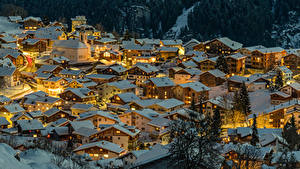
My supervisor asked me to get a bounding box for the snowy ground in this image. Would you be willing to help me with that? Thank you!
[249,89,272,113]
[0,84,32,99]
[209,84,228,99]
[0,16,22,34]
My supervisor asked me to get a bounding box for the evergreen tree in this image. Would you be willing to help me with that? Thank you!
[275,71,284,90]
[240,82,251,117]
[190,97,196,111]
[210,107,222,142]
[282,114,299,150]
[215,55,229,74]
[250,114,259,146]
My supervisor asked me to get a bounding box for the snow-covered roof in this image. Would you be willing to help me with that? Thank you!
[115,92,140,103]
[156,98,184,109]
[191,55,207,63]
[43,107,67,117]
[70,120,94,131]
[72,127,100,137]
[23,16,42,22]
[71,103,94,110]
[36,64,60,74]
[53,127,69,136]
[100,124,140,137]
[271,151,300,164]
[255,47,285,54]
[3,104,25,113]
[97,38,117,44]
[86,73,116,80]
[47,118,69,127]
[157,46,179,52]
[22,38,40,45]
[109,65,127,73]
[133,109,160,120]
[161,39,183,46]
[52,56,70,63]
[226,53,247,60]
[132,63,159,74]
[16,119,44,131]
[243,45,266,51]
[180,60,197,68]
[259,133,287,147]
[287,82,300,91]
[148,117,170,128]
[270,91,290,98]
[214,37,243,50]
[0,117,10,126]
[130,99,162,108]
[73,140,125,154]
[63,87,93,99]
[60,69,83,76]
[107,80,136,90]
[178,81,210,92]
[79,110,120,122]
[0,95,11,103]
[148,77,174,87]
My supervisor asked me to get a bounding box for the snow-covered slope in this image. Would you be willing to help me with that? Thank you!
[164,3,198,39]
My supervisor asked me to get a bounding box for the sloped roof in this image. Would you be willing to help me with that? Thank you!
[215,37,243,50]
[116,92,140,103]
[70,120,94,131]
[148,77,174,87]
[3,104,25,113]
[16,119,44,131]
[255,47,285,54]
[53,40,88,49]
[206,69,226,77]
[71,103,94,110]
[156,98,184,109]
[178,81,210,92]
[73,140,125,154]
[107,80,136,90]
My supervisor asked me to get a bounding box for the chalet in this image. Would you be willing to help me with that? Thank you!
[59,69,84,79]
[250,47,287,71]
[95,38,117,45]
[128,99,162,111]
[280,82,300,99]
[144,77,175,99]
[173,68,202,84]
[99,80,137,103]
[0,117,10,129]
[157,47,179,60]
[23,16,43,30]
[135,38,160,47]
[23,94,63,112]
[148,98,184,113]
[168,67,183,79]
[0,95,11,106]
[0,58,21,87]
[271,151,300,168]
[0,49,25,68]
[73,140,126,160]
[173,81,210,105]
[161,108,196,121]
[160,39,184,55]
[0,103,25,120]
[226,53,247,75]
[98,124,140,150]
[48,56,70,67]
[71,16,87,32]
[127,63,158,86]
[21,39,47,53]
[199,69,226,87]
[98,50,122,62]
[72,126,101,144]
[70,103,98,116]
[110,92,140,105]
[39,76,68,97]
[86,74,117,84]
[122,43,155,67]
[35,65,63,77]
[283,49,300,74]
[50,127,70,141]
[270,92,292,105]
[43,108,74,123]
[98,64,127,78]
[197,57,218,71]
[203,37,243,55]
[238,45,266,67]
[178,60,198,69]
[10,112,33,126]
[59,87,97,104]
[277,66,293,84]
[0,36,17,44]
[183,39,200,52]
[77,110,120,127]
[8,16,22,23]
[16,119,44,137]
[227,74,269,92]
[147,117,170,144]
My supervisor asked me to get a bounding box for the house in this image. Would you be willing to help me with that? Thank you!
[48,56,70,67]
[197,57,218,71]
[147,117,170,144]
[127,63,158,86]
[8,16,22,23]
[51,39,90,63]
[70,103,98,116]
[0,95,11,106]
[0,58,21,87]
[59,87,97,104]
[178,60,198,69]
[277,66,293,84]
[98,49,122,62]
[199,69,226,87]
[0,103,25,119]
[78,111,120,127]
[173,68,202,84]
[110,92,140,105]
[71,16,87,32]
[122,43,155,67]
[98,64,127,79]
[43,107,74,123]
[160,40,184,55]
[16,119,44,137]
[0,49,25,68]
[250,47,287,71]
[173,81,210,105]
[73,140,126,160]
[270,92,292,105]
[157,47,179,60]
[98,124,140,150]
[283,49,300,74]
[168,67,183,79]
[161,108,196,121]
[227,74,269,92]
[38,76,68,97]
[203,37,243,55]
[21,39,47,53]
[144,77,175,99]
[128,99,162,111]
[183,39,201,52]
[280,82,300,99]
[59,69,84,79]
[119,109,160,131]
[72,126,101,144]
[148,98,184,113]
[23,16,43,30]
[271,151,300,168]
[35,65,63,78]
[226,53,247,75]
[238,45,266,67]
[0,117,10,129]
[99,80,137,103]
[86,74,117,84]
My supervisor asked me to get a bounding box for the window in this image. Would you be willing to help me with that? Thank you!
[118,137,120,140]
[116,130,120,134]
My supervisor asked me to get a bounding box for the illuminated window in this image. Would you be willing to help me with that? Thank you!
[61,114,65,118]
[104,154,109,158]
[116,130,120,134]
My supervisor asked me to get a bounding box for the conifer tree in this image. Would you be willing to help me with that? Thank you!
[215,55,229,74]
[275,71,284,90]
[210,107,222,142]
[240,82,251,117]
[282,114,299,150]
[250,114,259,146]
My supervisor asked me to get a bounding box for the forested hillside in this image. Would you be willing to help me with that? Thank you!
[0,0,299,47]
